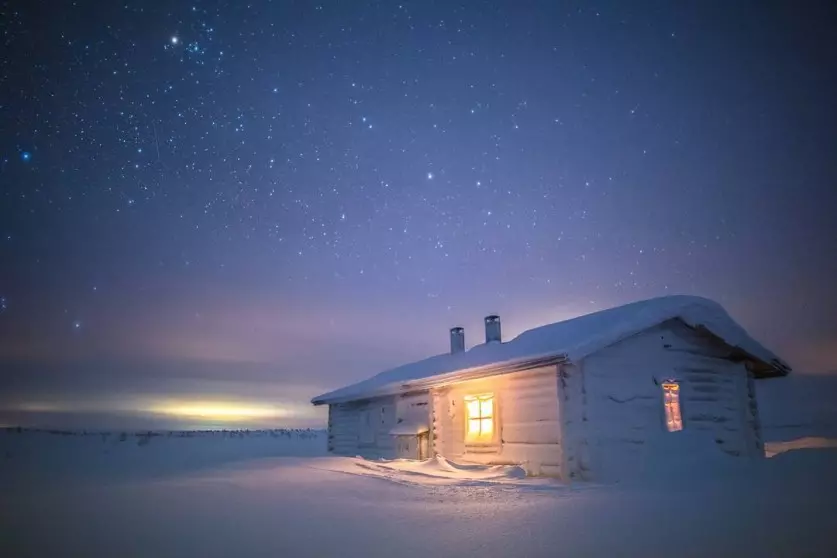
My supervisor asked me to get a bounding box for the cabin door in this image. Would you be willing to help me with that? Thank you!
[418,432,429,460]
[395,435,419,459]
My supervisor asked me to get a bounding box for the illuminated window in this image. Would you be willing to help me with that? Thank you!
[464,394,494,442]
[662,381,683,432]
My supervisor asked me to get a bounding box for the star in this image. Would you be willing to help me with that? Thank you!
[20,151,31,162]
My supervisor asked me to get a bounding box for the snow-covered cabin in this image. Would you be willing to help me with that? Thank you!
[311,296,791,481]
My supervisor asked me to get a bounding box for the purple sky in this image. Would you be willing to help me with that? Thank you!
[1,1,836,429]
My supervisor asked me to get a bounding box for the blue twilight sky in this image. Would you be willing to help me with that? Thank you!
[1,0,836,430]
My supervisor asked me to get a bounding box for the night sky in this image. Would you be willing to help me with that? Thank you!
[1,1,836,430]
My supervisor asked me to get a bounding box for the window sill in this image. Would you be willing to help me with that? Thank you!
[465,442,500,454]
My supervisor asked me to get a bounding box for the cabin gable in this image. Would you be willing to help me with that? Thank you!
[576,320,763,480]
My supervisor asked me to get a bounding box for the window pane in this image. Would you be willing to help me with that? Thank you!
[480,398,493,418]
[466,399,480,418]
[468,418,481,435]
[480,418,493,436]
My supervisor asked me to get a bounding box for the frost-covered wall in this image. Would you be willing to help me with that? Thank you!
[579,319,762,481]
[431,366,562,477]
[557,362,590,480]
[327,396,398,459]
[327,403,357,455]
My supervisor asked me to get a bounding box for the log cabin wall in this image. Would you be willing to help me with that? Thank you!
[579,319,761,480]
[431,365,563,477]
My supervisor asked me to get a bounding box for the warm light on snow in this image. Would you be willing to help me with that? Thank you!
[465,393,494,440]
[316,455,528,484]
[765,436,837,458]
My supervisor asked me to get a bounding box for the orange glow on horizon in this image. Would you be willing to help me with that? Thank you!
[2,394,325,429]
[148,400,290,421]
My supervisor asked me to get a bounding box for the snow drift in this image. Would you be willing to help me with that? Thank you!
[313,454,532,486]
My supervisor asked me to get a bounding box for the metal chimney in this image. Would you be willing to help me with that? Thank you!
[450,327,465,354]
[484,315,501,343]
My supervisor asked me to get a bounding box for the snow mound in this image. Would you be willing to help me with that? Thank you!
[378,455,527,479]
[765,436,837,458]
[594,430,766,485]
[313,455,540,487]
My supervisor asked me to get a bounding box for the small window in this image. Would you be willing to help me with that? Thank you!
[464,393,495,442]
[662,381,683,432]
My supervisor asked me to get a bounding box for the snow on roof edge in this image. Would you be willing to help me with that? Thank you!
[311,295,790,406]
[312,352,568,406]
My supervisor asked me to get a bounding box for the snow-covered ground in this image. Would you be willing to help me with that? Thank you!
[2,376,837,558]
[0,428,325,482]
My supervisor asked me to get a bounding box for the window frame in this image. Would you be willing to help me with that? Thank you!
[463,393,497,445]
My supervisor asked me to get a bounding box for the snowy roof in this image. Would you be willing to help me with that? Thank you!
[312,295,791,406]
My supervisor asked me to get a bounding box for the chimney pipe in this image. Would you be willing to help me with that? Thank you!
[484,315,501,343]
[450,327,465,354]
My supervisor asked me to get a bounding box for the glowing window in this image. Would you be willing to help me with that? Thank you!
[464,394,494,442]
[662,381,683,432]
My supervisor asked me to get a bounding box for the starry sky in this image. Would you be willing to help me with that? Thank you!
[1,0,836,430]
